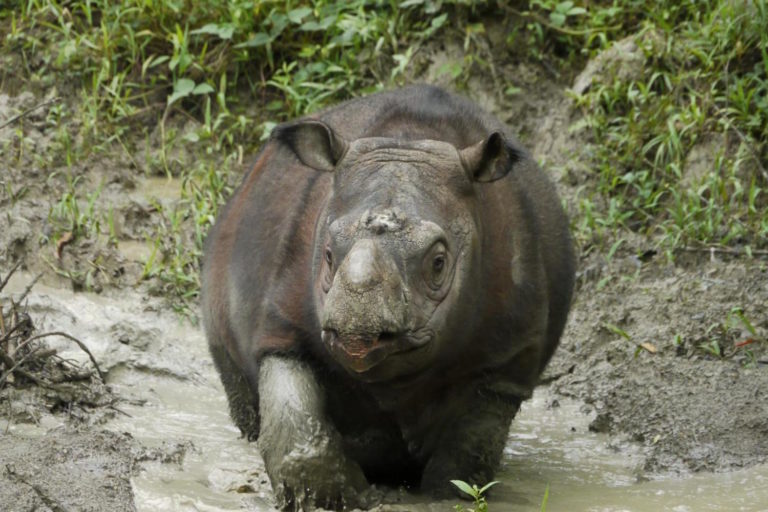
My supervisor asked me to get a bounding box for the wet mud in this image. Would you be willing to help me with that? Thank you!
[550,257,768,474]
[3,275,767,512]
[0,429,137,512]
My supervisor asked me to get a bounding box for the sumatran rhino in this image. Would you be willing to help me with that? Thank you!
[202,85,575,510]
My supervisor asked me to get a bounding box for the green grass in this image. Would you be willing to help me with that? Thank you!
[2,0,767,308]
[47,173,102,241]
[560,1,768,253]
[139,157,237,309]
[6,0,474,152]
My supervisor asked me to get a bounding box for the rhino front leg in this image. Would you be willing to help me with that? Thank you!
[258,355,368,511]
[420,390,520,497]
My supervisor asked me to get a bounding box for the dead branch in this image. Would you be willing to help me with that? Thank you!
[14,331,105,381]
[0,261,23,295]
[0,315,32,345]
[0,345,43,386]
[14,272,42,306]
[0,97,61,130]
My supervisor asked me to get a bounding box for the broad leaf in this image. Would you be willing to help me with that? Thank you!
[168,78,195,105]
[450,480,476,498]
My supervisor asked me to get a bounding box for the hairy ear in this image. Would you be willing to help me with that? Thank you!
[459,132,524,183]
[272,120,347,172]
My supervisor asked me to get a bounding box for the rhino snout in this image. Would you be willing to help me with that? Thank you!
[321,239,413,372]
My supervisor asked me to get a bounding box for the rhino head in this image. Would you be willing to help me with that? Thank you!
[274,120,521,382]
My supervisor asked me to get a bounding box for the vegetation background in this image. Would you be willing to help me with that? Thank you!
[2,0,765,310]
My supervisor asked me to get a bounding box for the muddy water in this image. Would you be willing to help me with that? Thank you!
[5,275,768,512]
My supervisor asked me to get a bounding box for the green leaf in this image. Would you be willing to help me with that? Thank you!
[142,55,169,76]
[423,12,447,37]
[603,322,631,340]
[478,481,500,494]
[183,131,200,143]
[300,20,322,31]
[540,483,550,512]
[319,15,336,30]
[298,44,318,58]
[549,12,566,27]
[299,15,339,31]
[168,78,195,105]
[450,480,476,498]
[269,13,288,38]
[731,307,757,336]
[234,32,272,48]
[288,7,313,24]
[437,61,463,79]
[190,23,235,40]
[555,1,574,13]
[259,121,277,141]
[192,83,215,95]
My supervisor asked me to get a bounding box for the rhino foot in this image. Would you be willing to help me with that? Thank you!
[273,448,369,511]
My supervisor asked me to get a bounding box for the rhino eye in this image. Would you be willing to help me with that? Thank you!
[322,246,334,293]
[423,242,449,291]
[432,255,445,273]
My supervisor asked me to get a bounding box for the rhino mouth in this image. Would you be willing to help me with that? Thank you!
[321,329,433,374]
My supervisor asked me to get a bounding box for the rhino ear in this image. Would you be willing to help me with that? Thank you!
[459,132,523,183]
[272,119,347,172]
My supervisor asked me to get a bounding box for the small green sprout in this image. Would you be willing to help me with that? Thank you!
[451,480,498,512]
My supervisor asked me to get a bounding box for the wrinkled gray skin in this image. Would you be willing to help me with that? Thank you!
[201,85,575,511]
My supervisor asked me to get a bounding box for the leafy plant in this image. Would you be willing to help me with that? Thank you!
[451,480,498,512]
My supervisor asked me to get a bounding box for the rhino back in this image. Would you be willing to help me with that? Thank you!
[316,84,504,146]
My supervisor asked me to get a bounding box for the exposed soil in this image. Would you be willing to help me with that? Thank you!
[549,255,768,475]
[0,429,137,512]
[1,21,767,512]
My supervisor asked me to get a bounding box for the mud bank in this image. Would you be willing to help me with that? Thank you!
[549,256,768,475]
[0,429,137,512]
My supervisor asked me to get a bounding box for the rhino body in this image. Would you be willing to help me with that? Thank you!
[202,85,575,510]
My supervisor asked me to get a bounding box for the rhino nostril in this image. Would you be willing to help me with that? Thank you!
[377,331,400,343]
[321,328,338,345]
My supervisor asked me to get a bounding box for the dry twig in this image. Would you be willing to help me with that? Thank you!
[0,97,61,130]
[0,261,23,294]
[1,265,105,393]
[10,331,104,382]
